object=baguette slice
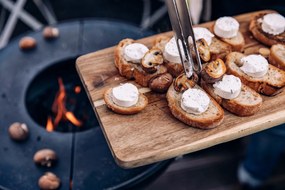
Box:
[201,80,262,116]
[114,38,138,79]
[153,36,183,77]
[207,37,232,60]
[167,84,224,129]
[269,44,285,71]
[226,52,285,96]
[133,65,168,87]
[104,87,148,115]
[249,10,285,46]
[153,35,231,76]
[218,31,245,52]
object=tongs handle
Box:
[165,0,202,78]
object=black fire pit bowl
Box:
[0,20,171,190]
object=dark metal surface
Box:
[0,20,171,190]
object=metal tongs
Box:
[166,0,202,79]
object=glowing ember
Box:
[74,86,81,94]
[46,78,82,131]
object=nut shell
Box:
[19,37,37,50]
[8,122,29,141]
[34,149,57,167]
[201,58,226,84]
[38,172,60,190]
[43,26,59,39]
[149,73,173,93]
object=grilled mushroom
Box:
[149,73,173,93]
[196,38,211,62]
[174,73,198,92]
[201,58,226,83]
[141,48,164,73]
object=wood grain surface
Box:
[76,10,285,168]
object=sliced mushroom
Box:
[141,48,164,73]
[196,38,211,62]
[201,58,226,83]
[174,73,198,92]
[149,73,173,93]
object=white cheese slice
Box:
[240,54,269,78]
[181,88,210,115]
[112,83,139,107]
[123,43,149,63]
[194,27,215,46]
[213,75,241,99]
[214,17,239,38]
[261,13,285,35]
[163,37,184,64]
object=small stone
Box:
[43,26,59,39]
[8,122,29,141]
[19,37,37,50]
[34,149,57,167]
[38,172,61,190]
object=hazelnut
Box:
[8,122,29,141]
[34,149,57,167]
[19,37,37,50]
[149,73,173,93]
[43,27,59,39]
[38,172,60,190]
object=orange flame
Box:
[46,78,82,131]
[65,112,82,126]
[46,116,54,132]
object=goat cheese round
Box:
[181,88,210,115]
[112,83,139,107]
[214,17,239,38]
[261,13,285,35]
[194,27,215,46]
[213,75,241,99]
[123,43,149,63]
[163,37,184,64]
[240,54,269,78]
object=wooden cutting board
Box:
[76,10,285,168]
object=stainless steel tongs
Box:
[165,0,202,79]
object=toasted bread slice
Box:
[104,88,148,115]
[208,37,232,60]
[153,35,232,76]
[114,38,137,79]
[218,31,245,52]
[153,36,183,77]
[269,44,285,71]
[249,10,285,46]
[201,80,262,116]
[166,84,224,129]
[133,65,168,87]
[153,35,170,51]
[226,52,285,96]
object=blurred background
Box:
[1,0,285,41]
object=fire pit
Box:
[0,20,171,190]
[25,57,98,132]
